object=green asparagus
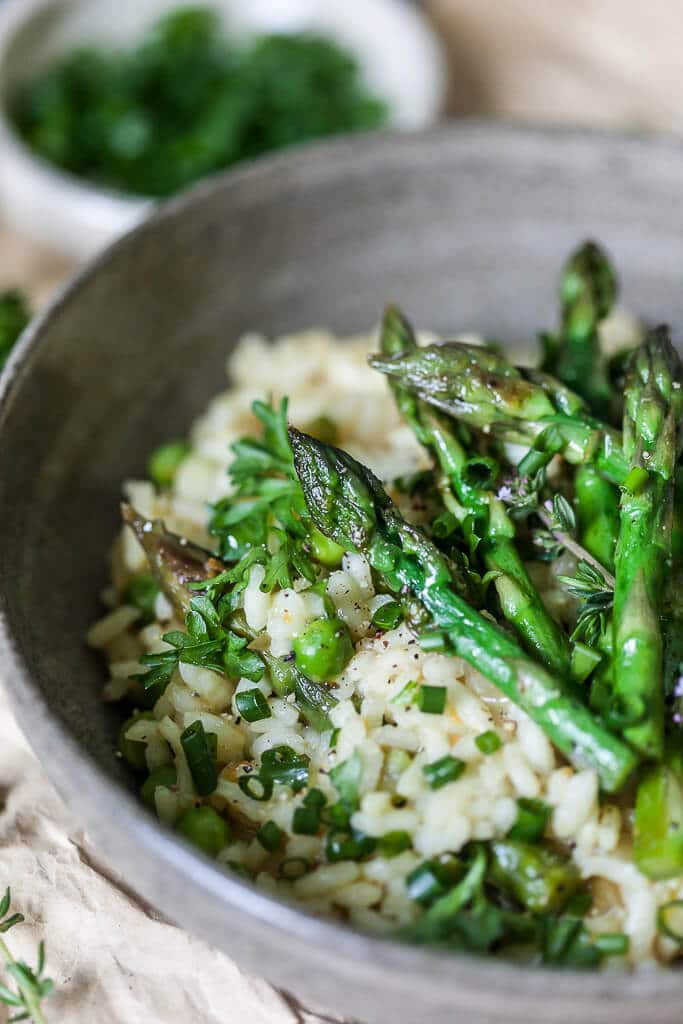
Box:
[544,241,617,416]
[574,465,620,574]
[634,744,683,880]
[289,427,638,791]
[380,306,571,675]
[369,341,630,484]
[612,328,683,758]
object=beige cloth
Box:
[2,5,683,1016]
[427,0,683,132]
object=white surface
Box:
[0,0,447,260]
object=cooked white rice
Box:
[89,320,680,967]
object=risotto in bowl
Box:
[4,125,683,1024]
[88,240,683,969]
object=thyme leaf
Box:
[0,888,53,1024]
[557,560,614,646]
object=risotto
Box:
[88,243,683,969]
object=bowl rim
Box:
[2,121,683,1016]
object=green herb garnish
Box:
[13,8,387,198]
[0,888,54,1024]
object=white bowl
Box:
[0,0,447,260]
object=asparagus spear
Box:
[634,744,683,879]
[574,466,620,574]
[369,342,629,484]
[122,503,222,616]
[546,241,616,417]
[380,307,570,675]
[611,328,683,758]
[289,427,638,792]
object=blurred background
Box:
[0,0,681,338]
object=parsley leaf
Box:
[208,398,320,589]
[134,590,264,692]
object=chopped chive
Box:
[371,600,403,631]
[417,685,447,714]
[278,857,311,880]
[257,820,284,852]
[260,746,309,792]
[462,456,498,490]
[180,720,217,796]
[235,688,271,723]
[292,788,326,834]
[431,511,459,539]
[594,933,629,956]
[570,642,602,684]
[657,899,683,943]
[422,755,465,790]
[328,727,340,749]
[378,830,412,857]
[321,800,351,829]
[238,773,273,801]
[390,679,419,706]
[329,750,363,812]
[406,861,446,905]
[508,797,552,843]
[326,829,377,863]
[418,631,448,652]
[475,730,502,755]
[565,890,593,917]
[540,915,583,965]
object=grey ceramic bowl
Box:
[2,122,683,1024]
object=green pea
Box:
[292,617,353,682]
[176,805,232,857]
[309,527,345,568]
[148,440,190,488]
[118,711,155,771]
[140,763,177,808]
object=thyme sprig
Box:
[498,466,548,518]
[557,560,614,646]
[0,888,53,1024]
